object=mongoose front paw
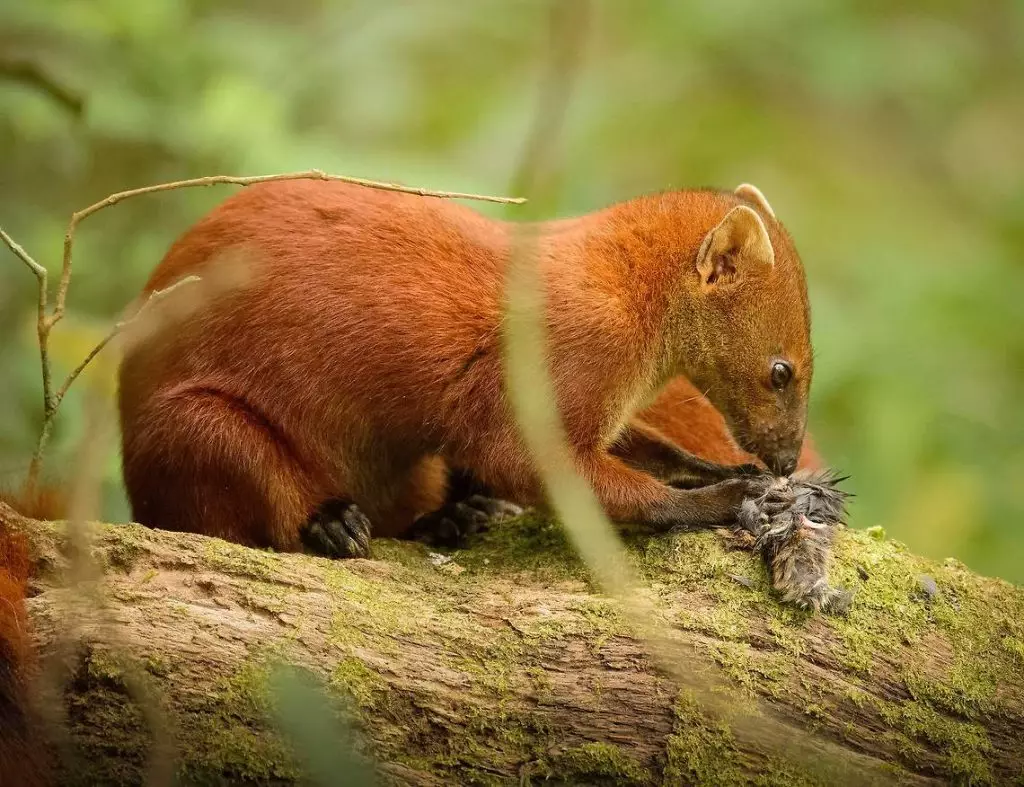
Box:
[735,475,796,527]
[301,500,372,559]
[409,495,523,548]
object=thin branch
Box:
[1,170,523,493]
[0,227,47,279]
[51,276,201,412]
[1,227,54,461]
[51,170,526,324]
[27,276,202,491]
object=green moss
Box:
[317,545,562,779]
[452,510,579,577]
[60,655,150,786]
[1002,635,1024,664]
[144,653,171,678]
[767,616,808,658]
[805,528,1024,782]
[446,628,526,698]
[368,537,436,570]
[240,582,288,616]
[546,742,652,785]
[524,665,552,698]
[85,647,129,687]
[386,700,557,784]
[677,599,750,641]
[631,524,1022,783]
[903,665,997,721]
[323,560,454,662]
[202,538,279,580]
[639,531,776,645]
[104,524,149,571]
[666,692,839,786]
[708,642,792,697]
[823,528,1024,714]
[844,686,869,709]
[825,531,932,674]
[330,657,387,708]
[68,511,1023,784]
[177,653,302,784]
[875,699,993,783]
[570,596,623,629]
[327,513,1020,785]
[63,649,308,787]
[638,530,752,586]
[664,691,746,786]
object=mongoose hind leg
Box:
[121,387,323,551]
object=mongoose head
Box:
[681,185,812,476]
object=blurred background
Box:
[1,0,1021,581]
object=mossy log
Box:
[5,501,1023,786]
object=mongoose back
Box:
[118,180,812,556]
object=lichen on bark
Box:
[5,502,1022,786]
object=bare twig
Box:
[50,276,201,413]
[0,228,54,452]
[21,277,201,494]
[50,170,526,325]
[2,170,523,494]
[0,227,47,279]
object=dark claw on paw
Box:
[410,495,522,548]
[301,500,372,559]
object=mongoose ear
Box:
[696,205,775,288]
[734,183,776,219]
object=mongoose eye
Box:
[770,360,793,390]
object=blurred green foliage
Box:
[1,0,1021,581]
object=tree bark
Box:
[5,502,1023,786]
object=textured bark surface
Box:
[4,501,1023,786]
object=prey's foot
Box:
[301,499,372,559]
[734,475,797,534]
[728,470,853,614]
[410,494,524,548]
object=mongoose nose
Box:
[768,452,799,477]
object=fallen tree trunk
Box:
[5,501,1023,786]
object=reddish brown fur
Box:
[0,485,69,522]
[119,181,813,548]
[0,495,48,787]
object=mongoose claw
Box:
[301,500,373,559]
[409,495,521,548]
